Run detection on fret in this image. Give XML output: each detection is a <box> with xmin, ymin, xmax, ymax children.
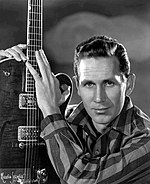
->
<box><xmin>26</xmin><ymin>81</ymin><xmax>35</xmax><ymax>85</ymax></box>
<box><xmin>31</xmin><ymin>4</ymin><xmax>41</xmax><ymax>7</ymax></box>
<box><xmin>27</xmin><ymin>56</ymin><xmax>39</xmax><ymax>62</ymax></box>
<box><xmin>29</xmin><ymin>0</ymin><xmax>42</xmax><ymax>6</ymax></box>
<box><xmin>28</xmin><ymin>27</ymin><xmax>42</xmax><ymax>34</ymax></box>
<box><xmin>27</xmin><ymin>42</ymin><xmax>42</xmax><ymax>50</ymax></box>
<box><xmin>28</xmin><ymin>32</ymin><xmax>41</xmax><ymax>36</ymax></box>
<box><xmin>29</xmin><ymin>13</ymin><xmax>41</xmax><ymax>18</ymax></box>
<box><xmin>30</xmin><ymin>4</ymin><xmax>41</xmax><ymax>8</ymax></box>
<box><xmin>26</xmin><ymin>75</ymin><xmax>35</xmax><ymax>79</ymax></box>
<box><xmin>27</xmin><ymin>50</ymin><xmax>36</xmax><ymax>55</ymax></box>
<box><xmin>27</xmin><ymin>50</ymin><xmax>35</xmax><ymax>56</ymax></box>
<box><xmin>29</xmin><ymin>1</ymin><xmax>42</xmax><ymax>8</ymax></box>
<box><xmin>28</xmin><ymin>38</ymin><xmax>41</xmax><ymax>45</ymax></box>
<box><xmin>26</xmin><ymin>85</ymin><xmax>35</xmax><ymax>89</ymax></box>
<box><xmin>29</xmin><ymin>13</ymin><xmax>41</xmax><ymax>21</ymax></box>
<box><xmin>26</xmin><ymin>83</ymin><xmax>35</xmax><ymax>86</ymax></box>
<box><xmin>26</xmin><ymin>86</ymin><xmax>35</xmax><ymax>89</ymax></box>
<box><xmin>29</xmin><ymin>18</ymin><xmax>41</xmax><ymax>22</ymax></box>
<box><xmin>29</xmin><ymin>9</ymin><xmax>42</xmax><ymax>14</ymax></box>
<box><xmin>28</xmin><ymin>39</ymin><xmax>42</xmax><ymax>44</ymax></box>
<box><xmin>29</xmin><ymin>20</ymin><xmax>41</xmax><ymax>27</ymax></box>
<box><xmin>29</xmin><ymin>25</ymin><xmax>41</xmax><ymax>28</ymax></box>
<box><xmin>27</xmin><ymin>45</ymin><xmax>42</xmax><ymax>50</ymax></box>
<box><xmin>26</xmin><ymin>79</ymin><xmax>35</xmax><ymax>82</ymax></box>
<box><xmin>27</xmin><ymin>46</ymin><xmax>42</xmax><ymax>53</ymax></box>
<box><xmin>27</xmin><ymin>43</ymin><xmax>42</xmax><ymax>48</ymax></box>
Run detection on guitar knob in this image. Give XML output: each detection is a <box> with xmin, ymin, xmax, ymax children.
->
<box><xmin>19</xmin><ymin>142</ymin><xmax>25</xmax><ymax>149</ymax></box>
<box><xmin>37</xmin><ymin>168</ymin><xmax>48</xmax><ymax>183</ymax></box>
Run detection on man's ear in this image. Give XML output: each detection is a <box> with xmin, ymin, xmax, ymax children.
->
<box><xmin>73</xmin><ymin>76</ymin><xmax>80</xmax><ymax>96</ymax></box>
<box><xmin>125</xmin><ymin>73</ymin><xmax>136</xmax><ymax>96</ymax></box>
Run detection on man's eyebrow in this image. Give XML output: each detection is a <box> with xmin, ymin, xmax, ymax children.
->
<box><xmin>103</xmin><ymin>78</ymin><xmax>114</xmax><ymax>82</ymax></box>
<box><xmin>81</xmin><ymin>77</ymin><xmax>114</xmax><ymax>81</ymax></box>
<box><xmin>80</xmin><ymin>79</ymin><xmax>93</xmax><ymax>84</ymax></box>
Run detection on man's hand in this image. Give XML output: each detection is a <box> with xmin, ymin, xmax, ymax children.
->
<box><xmin>0</xmin><ymin>44</ymin><xmax>27</xmax><ymax>62</ymax></box>
<box><xmin>26</xmin><ymin>50</ymin><xmax>63</xmax><ymax>118</ymax></box>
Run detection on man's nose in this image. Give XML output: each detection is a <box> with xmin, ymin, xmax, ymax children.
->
<box><xmin>93</xmin><ymin>85</ymin><xmax>106</xmax><ymax>103</ymax></box>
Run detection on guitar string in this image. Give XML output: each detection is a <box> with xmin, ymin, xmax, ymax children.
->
<box><xmin>35</xmin><ymin>0</ymin><xmax>43</xmax><ymax>179</ymax></box>
<box><xmin>32</xmin><ymin>0</ymin><xmax>41</xmax><ymax>180</ymax></box>
<box><xmin>26</xmin><ymin>0</ymin><xmax>31</xmax><ymax>181</ymax></box>
<box><xmin>25</xmin><ymin>0</ymin><xmax>30</xmax><ymax>180</ymax></box>
<box><xmin>25</xmin><ymin>0</ymin><xmax>43</xmax><ymax>182</ymax></box>
<box><xmin>33</xmin><ymin>0</ymin><xmax>41</xmax><ymax>178</ymax></box>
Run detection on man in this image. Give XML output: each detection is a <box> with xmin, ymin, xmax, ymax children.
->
<box><xmin>0</xmin><ymin>35</ymin><xmax>150</xmax><ymax>183</ymax></box>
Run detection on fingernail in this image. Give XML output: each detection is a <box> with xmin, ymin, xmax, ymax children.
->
<box><xmin>23</xmin><ymin>58</ymin><xmax>27</xmax><ymax>62</ymax></box>
<box><xmin>23</xmin><ymin>56</ymin><xmax>27</xmax><ymax>61</ymax></box>
<box><xmin>17</xmin><ymin>58</ymin><xmax>22</xmax><ymax>62</ymax></box>
<box><xmin>25</xmin><ymin>61</ymin><xmax>31</xmax><ymax>66</ymax></box>
<box><xmin>35</xmin><ymin>50</ymin><xmax>40</xmax><ymax>55</ymax></box>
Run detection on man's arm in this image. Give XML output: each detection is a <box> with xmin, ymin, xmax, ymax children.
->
<box><xmin>41</xmin><ymin>114</ymin><xmax>150</xmax><ymax>184</ymax></box>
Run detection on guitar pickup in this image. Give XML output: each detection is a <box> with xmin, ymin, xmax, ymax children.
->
<box><xmin>19</xmin><ymin>93</ymin><xmax>37</xmax><ymax>109</ymax></box>
<box><xmin>18</xmin><ymin>126</ymin><xmax>39</xmax><ymax>142</ymax></box>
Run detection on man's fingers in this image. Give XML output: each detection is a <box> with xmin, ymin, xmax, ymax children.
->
<box><xmin>40</xmin><ymin>49</ymin><xmax>49</xmax><ymax>65</ymax></box>
<box><xmin>17</xmin><ymin>44</ymin><xmax>27</xmax><ymax>49</ymax></box>
<box><xmin>35</xmin><ymin>50</ymin><xmax>53</xmax><ymax>82</ymax></box>
<box><xmin>0</xmin><ymin>44</ymin><xmax>27</xmax><ymax>62</ymax></box>
<box><xmin>13</xmin><ymin>44</ymin><xmax>27</xmax><ymax>61</ymax></box>
<box><xmin>0</xmin><ymin>49</ymin><xmax>13</xmax><ymax>58</ymax></box>
<box><xmin>5</xmin><ymin>48</ymin><xmax>22</xmax><ymax>61</ymax></box>
<box><xmin>0</xmin><ymin>50</ymin><xmax>13</xmax><ymax>62</ymax></box>
<box><xmin>26</xmin><ymin>61</ymin><xmax>41</xmax><ymax>82</ymax></box>
<box><xmin>10</xmin><ymin>44</ymin><xmax>27</xmax><ymax>61</ymax></box>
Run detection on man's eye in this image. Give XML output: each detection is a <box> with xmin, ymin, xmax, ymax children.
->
<box><xmin>85</xmin><ymin>82</ymin><xmax>94</xmax><ymax>88</ymax></box>
<box><xmin>105</xmin><ymin>81</ymin><xmax>115</xmax><ymax>86</ymax></box>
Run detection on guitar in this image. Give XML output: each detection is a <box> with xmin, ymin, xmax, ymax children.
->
<box><xmin>0</xmin><ymin>0</ymin><xmax>72</xmax><ymax>183</ymax></box>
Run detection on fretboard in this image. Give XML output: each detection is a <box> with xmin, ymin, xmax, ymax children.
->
<box><xmin>26</xmin><ymin>0</ymin><xmax>43</xmax><ymax>93</ymax></box>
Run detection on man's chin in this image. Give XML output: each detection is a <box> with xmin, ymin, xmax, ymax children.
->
<box><xmin>92</xmin><ymin>115</ymin><xmax>112</xmax><ymax>126</ymax></box>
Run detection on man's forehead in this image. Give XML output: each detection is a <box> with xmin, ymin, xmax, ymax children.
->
<box><xmin>78</xmin><ymin>56</ymin><xmax>121</xmax><ymax>78</ymax></box>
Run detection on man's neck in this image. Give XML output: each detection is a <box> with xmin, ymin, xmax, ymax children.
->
<box><xmin>92</xmin><ymin>122</ymin><xmax>108</xmax><ymax>134</ymax></box>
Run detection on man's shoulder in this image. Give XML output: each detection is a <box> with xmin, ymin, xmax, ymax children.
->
<box><xmin>133</xmin><ymin>105</ymin><xmax>150</xmax><ymax>130</ymax></box>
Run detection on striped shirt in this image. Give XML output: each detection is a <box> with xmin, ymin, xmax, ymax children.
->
<box><xmin>41</xmin><ymin>97</ymin><xmax>150</xmax><ymax>184</ymax></box>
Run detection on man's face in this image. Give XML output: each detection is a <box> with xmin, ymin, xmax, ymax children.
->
<box><xmin>76</xmin><ymin>56</ymin><xmax>131</xmax><ymax>131</ymax></box>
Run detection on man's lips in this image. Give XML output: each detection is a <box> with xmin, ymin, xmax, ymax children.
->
<box><xmin>92</xmin><ymin>107</ymin><xmax>109</xmax><ymax>113</ymax></box>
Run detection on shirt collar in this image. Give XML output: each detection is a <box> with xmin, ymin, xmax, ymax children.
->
<box><xmin>67</xmin><ymin>96</ymin><xmax>134</xmax><ymax>136</ymax></box>
<box><xmin>110</xmin><ymin>96</ymin><xmax>133</xmax><ymax>136</ymax></box>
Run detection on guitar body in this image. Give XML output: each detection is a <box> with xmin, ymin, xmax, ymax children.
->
<box><xmin>0</xmin><ymin>59</ymin><xmax>25</xmax><ymax>168</ymax></box>
<box><xmin>0</xmin><ymin>59</ymin><xmax>61</xmax><ymax>184</ymax></box>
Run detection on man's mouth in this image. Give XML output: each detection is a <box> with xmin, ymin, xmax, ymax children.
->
<box><xmin>92</xmin><ymin>107</ymin><xmax>109</xmax><ymax>114</ymax></box>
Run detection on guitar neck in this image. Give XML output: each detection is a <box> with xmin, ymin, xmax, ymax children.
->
<box><xmin>26</xmin><ymin>0</ymin><xmax>43</xmax><ymax>93</ymax></box>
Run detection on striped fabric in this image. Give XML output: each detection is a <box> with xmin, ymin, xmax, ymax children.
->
<box><xmin>41</xmin><ymin>97</ymin><xmax>150</xmax><ymax>184</ymax></box>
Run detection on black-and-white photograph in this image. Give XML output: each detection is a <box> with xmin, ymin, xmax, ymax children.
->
<box><xmin>0</xmin><ymin>0</ymin><xmax>150</xmax><ymax>183</ymax></box>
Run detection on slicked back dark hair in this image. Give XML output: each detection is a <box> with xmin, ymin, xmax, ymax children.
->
<box><xmin>74</xmin><ymin>35</ymin><xmax>130</xmax><ymax>79</ymax></box>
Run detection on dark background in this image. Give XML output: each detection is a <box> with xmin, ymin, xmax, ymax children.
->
<box><xmin>0</xmin><ymin>0</ymin><xmax>150</xmax><ymax>116</ymax></box>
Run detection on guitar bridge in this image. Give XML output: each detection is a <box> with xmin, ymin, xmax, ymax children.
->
<box><xmin>19</xmin><ymin>93</ymin><xmax>37</xmax><ymax>109</ymax></box>
<box><xmin>18</xmin><ymin>126</ymin><xmax>39</xmax><ymax>142</ymax></box>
